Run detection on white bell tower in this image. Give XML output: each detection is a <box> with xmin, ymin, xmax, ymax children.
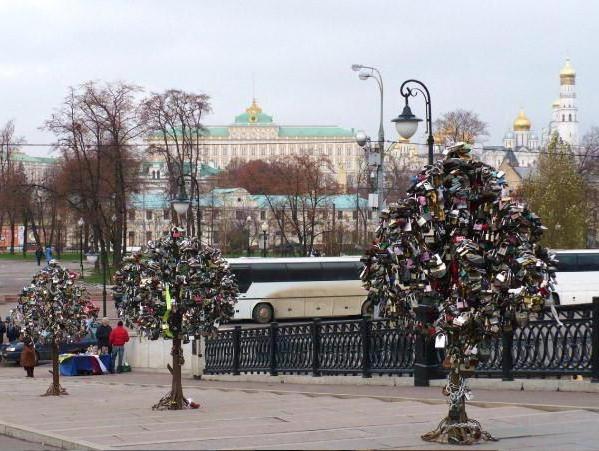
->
<box><xmin>552</xmin><ymin>59</ymin><xmax>579</xmax><ymax>147</ymax></box>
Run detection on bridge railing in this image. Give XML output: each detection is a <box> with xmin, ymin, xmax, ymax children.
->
<box><xmin>204</xmin><ymin>298</ymin><xmax>599</xmax><ymax>385</ymax></box>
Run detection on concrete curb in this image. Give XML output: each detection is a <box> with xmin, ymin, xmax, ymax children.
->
<box><xmin>0</xmin><ymin>421</ymin><xmax>110</xmax><ymax>450</ymax></box>
<box><xmin>199</xmin><ymin>373</ymin><xmax>599</xmax><ymax>393</ymax></box>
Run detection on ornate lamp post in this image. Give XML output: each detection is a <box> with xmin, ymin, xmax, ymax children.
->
<box><xmin>245</xmin><ymin>216</ymin><xmax>252</xmax><ymax>257</ymax></box>
<box><xmin>260</xmin><ymin>222</ymin><xmax>268</xmax><ymax>258</ymax></box>
<box><xmin>171</xmin><ymin>174</ymin><xmax>202</xmax><ymax>240</ymax></box>
<box><xmin>352</xmin><ymin>64</ymin><xmax>385</xmax><ymax>211</ymax></box>
<box><xmin>392</xmin><ymin>79</ymin><xmax>434</xmax><ymax>165</ymax></box>
<box><xmin>77</xmin><ymin>217</ymin><xmax>84</xmax><ymax>279</ymax></box>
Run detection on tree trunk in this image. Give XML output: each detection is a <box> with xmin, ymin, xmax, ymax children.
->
<box><xmin>22</xmin><ymin>217</ymin><xmax>28</xmax><ymax>257</ymax></box>
<box><xmin>43</xmin><ymin>340</ymin><xmax>67</xmax><ymax>396</ymax></box>
<box><xmin>171</xmin><ymin>338</ymin><xmax>184</xmax><ymax>409</ymax></box>
<box><xmin>9</xmin><ymin>219</ymin><xmax>15</xmax><ymax>254</ymax></box>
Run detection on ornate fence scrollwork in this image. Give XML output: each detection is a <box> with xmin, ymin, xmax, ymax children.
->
<box><xmin>204</xmin><ymin>303</ymin><xmax>597</xmax><ymax>381</ymax></box>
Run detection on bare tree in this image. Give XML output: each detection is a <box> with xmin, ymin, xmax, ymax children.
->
<box><xmin>139</xmin><ymin>90</ymin><xmax>211</xmax><ymax>236</ymax></box>
<box><xmin>433</xmin><ymin>109</ymin><xmax>489</xmax><ymax>146</ymax></box>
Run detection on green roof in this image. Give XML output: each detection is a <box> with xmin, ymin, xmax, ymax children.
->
<box><xmin>12</xmin><ymin>153</ymin><xmax>56</xmax><ymax>164</ymax></box>
<box><xmin>204</xmin><ymin>127</ymin><xmax>230</xmax><ymax>137</ymax></box>
<box><xmin>234</xmin><ymin>111</ymin><xmax>273</xmax><ymax>124</ymax></box>
<box><xmin>131</xmin><ymin>193</ymin><xmax>168</xmax><ymax>209</ymax></box>
<box><xmin>278</xmin><ymin>126</ymin><xmax>355</xmax><ymax>137</ymax></box>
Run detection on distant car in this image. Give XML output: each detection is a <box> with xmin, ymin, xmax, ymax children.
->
<box><xmin>1</xmin><ymin>333</ymin><xmax>97</xmax><ymax>365</ymax></box>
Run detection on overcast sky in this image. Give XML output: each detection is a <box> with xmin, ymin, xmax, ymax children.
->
<box><xmin>1</xmin><ymin>0</ymin><xmax>596</xmax><ymax>156</ymax></box>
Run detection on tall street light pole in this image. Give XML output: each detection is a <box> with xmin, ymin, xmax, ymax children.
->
<box><xmin>77</xmin><ymin>217</ymin><xmax>84</xmax><ymax>279</ymax></box>
<box><xmin>392</xmin><ymin>79</ymin><xmax>435</xmax><ymax>165</ymax></box>
<box><xmin>352</xmin><ymin>64</ymin><xmax>385</xmax><ymax>212</ymax></box>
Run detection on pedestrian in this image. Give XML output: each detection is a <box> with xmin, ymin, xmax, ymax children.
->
<box><xmin>0</xmin><ymin>319</ymin><xmax>5</xmax><ymax>345</ymax></box>
<box><xmin>21</xmin><ymin>338</ymin><xmax>37</xmax><ymax>378</ymax></box>
<box><xmin>6</xmin><ymin>319</ymin><xmax>19</xmax><ymax>343</ymax></box>
<box><xmin>35</xmin><ymin>246</ymin><xmax>43</xmax><ymax>266</ymax></box>
<box><xmin>96</xmin><ymin>317</ymin><xmax>112</xmax><ymax>355</ymax></box>
<box><xmin>44</xmin><ymin>245</ymin><xmax>53</xmax><ymax>264</ymax></box>
<box><xmin>109</xmin><ymin>320</ymin><xmax>129</xmax><ymax>373</ymax></box>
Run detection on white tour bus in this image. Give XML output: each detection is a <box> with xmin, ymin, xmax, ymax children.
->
<box><xmin>228</xmin><ymin>256</ymin><xmax>370</xmax><ymax>323</ymax></box>
<box><xmin>227</xmin><ymin>250</ymin><xmax>599</xmax><ymax>323</ymax></box>
<box><xmin>552</xmin><ymin>249</ymin><xmax>599</xmax><ymax>305</ymax></box>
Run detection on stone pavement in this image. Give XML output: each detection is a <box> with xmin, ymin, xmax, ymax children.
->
<box><xmin>0</xmin><ymin>367</ymin><xmax>598</xmax><ymax>450</ymax></box>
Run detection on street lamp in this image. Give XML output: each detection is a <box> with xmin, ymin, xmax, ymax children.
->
<box><xmin>260</xmin><ymin>222</ymin><xmax>268</xmax><ymax>258</ymax></box>
<box><xmin>351</xmin><ymin>63</ymin><xmax>385</xmax><ymax>211</ymax></box>
<box><xmin>392</xmin><ymin>79</ymin><xmax>434</xmax><ymax>165</ymax></box>
<box><xmin>245</xmin><ymin>216</ymin><xmax>252</xmax><ymax>257</ymax></box>
<box><xmin>77</xmin><ymin>217</ymin><xmax>84</xmax><ymax>280</ymax></box>
<box><xmin>170</xmin><ymin>174</ymin><xmax>202</xmax><ymax>241</ymax></box>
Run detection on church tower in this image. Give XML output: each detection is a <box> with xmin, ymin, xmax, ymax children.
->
<box><xmin>551</xmin><ymin>59</ymin><xmax>579</xmax><ymax>147</ymax></box>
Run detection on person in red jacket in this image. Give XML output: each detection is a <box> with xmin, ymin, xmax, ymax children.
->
<box><xmin>109</xmin><ymin>320</ymin><xmax>130</xmax><ymax>373</ymax></box>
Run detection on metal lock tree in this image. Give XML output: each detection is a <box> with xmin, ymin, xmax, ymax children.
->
<box><xmin>361</xmin><ymin>143</ymin><xmax>556</xmax><ymax>445</ymax></box>
<box><xmin>114</xmin><ymin>227</ymin><xmax>238</xmax><ymax>410</ymax></box>
<box><xmin>13</xmin><ymin>261</ymin><xmax>99</xmax><ymax>396</ymax></box>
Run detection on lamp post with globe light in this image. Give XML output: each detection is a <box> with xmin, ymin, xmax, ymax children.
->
<box><xmin>77</xmin><ymin>217</ymin><xmax>84</xmax><ymax>279</ymax></box>
<box><xmin>392</xmin><ymin>79</ymin><xmax>434</xmax><ymax>165</ymax></box>
<box><xmin>170</xmin><ymin>174</ymin><xmax>202</xmax><ymax>240</ymax></box>
<box><xmin>351</xmin><ymin>64</ymin><xmax>385</xmax><ymax>212</ymax></box>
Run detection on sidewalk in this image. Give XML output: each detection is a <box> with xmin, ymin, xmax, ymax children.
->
<box><xmin>0</xmin><ymin>366</ymin><xmax>598</xmax><ymax>450</ymax></box>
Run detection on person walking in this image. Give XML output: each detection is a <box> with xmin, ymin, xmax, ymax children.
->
<box><xmin>21</xmin><ymin>338</ymin><xmax>37</xmax><ymax>377</ymax></box>
<box><xmin>44</xmin><ymin>245</ymin><xmax>53</xmax><ymax>264</ymax></box>
<box><xmin>35</xmin><ymin>246</ymin><xmax>43</xmax><ymax>266</ymax></box>
<box><xmin>109</xmin><ymin>320</ymin><xmax>129</xmax><ymax>373</ymax></box>
<box><xmin>96</xmin><ymin>317</ymin><xmax>112</xmax><ymax>355</ymax></box>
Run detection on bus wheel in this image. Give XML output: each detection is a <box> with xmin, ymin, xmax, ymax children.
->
<box><xmin>253</xmin><ymin>303</ymin><xmax>274</xmax><ymax>324</ymax></box>
<box><xmin>361</xmin><ymin>300</ymin><xmax>374</xmax><ymax>317</ymax></box>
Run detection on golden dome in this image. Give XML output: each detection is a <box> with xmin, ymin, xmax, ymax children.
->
<box><xmin>560</xmin><ymin>58</ymin><xmax>575</xmax><ymax>84</ymax></box>
<box><xmin>513</xmin><ymin>109</ymin><xmax>531</xmax><ymax>131</ymax></box>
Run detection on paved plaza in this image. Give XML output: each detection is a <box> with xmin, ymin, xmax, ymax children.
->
<box><xmin>0</xmin><ymin>366</ymin><xmax>598</xmax><ymax>450</ymax></box>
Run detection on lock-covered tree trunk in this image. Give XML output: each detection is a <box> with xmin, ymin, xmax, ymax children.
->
<box><xmin>152</xmin><ymin>337</ymin><xmax>187</xmax><ymax>410</ymax></box>
<box><xmin>43</xmin><ymin>340</ymin><xmax>67</xmax><ymax>396</ymax></box>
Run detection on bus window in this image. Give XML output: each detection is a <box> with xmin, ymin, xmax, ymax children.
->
<box><xmin>251</xmin><ymin>264</ymin><xmax>290</xmax><ymax>283</ymax></box>
<box><xmin>320</xmin><ymin>262</ymin><xmax>361</xmax><ymax>281</ymax></box>
<box><xmin>576</xmin><ymin>254</ymin><xmax>599</xmax><ymax>271</ymax></box>
<box><xmin>286</xmin><ymin>263</ymin><xmax>323</xmax><ymax>282</ymax></box>
<box><xmin>555</xmin><ymin>253</ymin><xmax>576</xmax><ymax>272</ymax></box>
<box><xmin>231</xmin><ymin>265</ymin><xmax>251</xmax><ymax>293</ymax></box>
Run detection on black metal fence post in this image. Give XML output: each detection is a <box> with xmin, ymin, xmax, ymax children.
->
<box><xmin>413</xmin><ymin>305</ymin><xmax>437</xmax><ymax>386</ymax></box>
<box><xmin>270</xmin><ymin>322</ymin><xmax>278</xmax><ymax>376</ymax></box>
<box><xmin>361</xmin><ymin>317</ymin><xmax>372</xmax><ymax>378</ymax></box>
<box><xmin>502</xmin><ymin>326</ymin><xmax>514</xmax><ymax>381</ymax></box>
<box><xmin>312</xmin><ymin>318</ymin><xmax>321</xmax><ymax>377</ymax></box>
<box><xmin>592</xmin><ymin>297</ymin><xmax>599</xmax><ymax>383</ymax></box>
<box><xmin>232</xmin><ymin>325</ymin><xmax>241</xmax><ymax>376</ymax></box>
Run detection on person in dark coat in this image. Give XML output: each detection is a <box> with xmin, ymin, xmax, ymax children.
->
<box><xmin>35</xmin><ymin>246</ymin><xmax>43</xmax><ymax>266</ymax></box>
<box><xmin>21</xmin><ymin>338</ymin><xmax>37</xmax><ymax>377</ymax></box>
<box><xmin>95</xmin><ymin>317</ymin><xmax>112</xmax><ymax>354</ymax></box>
<box><xmin>6</xmin><ymin>320</ymin><xmax>19</xmax><ymax>343</ymax></box>
<box><xmin>0</xmin><ymin>319</ymin><xmax>5</xmax><ymax>344</ymax></box>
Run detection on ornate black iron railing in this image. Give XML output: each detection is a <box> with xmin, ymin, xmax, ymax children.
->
<box><xmin>204</xmin><ymin>298</ymin><xmax>599</xmax><ymax>384</ymax></box>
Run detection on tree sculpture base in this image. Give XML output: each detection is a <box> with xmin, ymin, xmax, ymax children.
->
<box><xmin>152</xmin><ymin>390</ymin><xmax>191</xmax><ymax>411</ymax></box>
<box><xmin>42</xmin><ymin>384</ymin><xmax>68</xmax><ymax>397</ymax></box>
<box><xmin>422</xmin><ymin>369</ymin><xmax>497</xmax><ymax>446</ymax></box>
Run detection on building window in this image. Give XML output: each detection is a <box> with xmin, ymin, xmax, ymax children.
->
<box><xmin>128</xmin><ymin>210</ymin><xmax>135</xmax><ymax>221</ymax></box>
<box><xmin>146</xmin><ymin>231</ymin><xmax>153</xmax><ymax>242</ymax></box>
<box><xmin>353</xmin><ymin>211</ymin><xmax>358</xmax><ymax>220</ymax></box>
<box><xmin>236</xmin><ymin>210</ymin><xmax>245</xmax><ymax>220</ymax></box>
<box><xmin>562</xmin><ymin>114</ymin><xmax>565</xmax><ymax>122</ymax></box>
<box><xmin>156</xmin><ymin>170</ymin><xmax>160</xmax><ymax>179</ymax></box>
<box><xmin>569</xmin><ymin>113</ymin><xmax>572</xmax><ymax>122</ymax></box>
<box><xmin>367</xmin><ymin>211</ymin><xmax>373</xmax><ymax>220</ymax></box>
<box><xmin>260</xmin><ymin>210</ymin><xmax>266</xmax><ymax>220</ymax></box>
<box><xmin>151</xmin><ymin>170</ymin><xmax>155</xmax><ymax>179</ymax></box>
<box><xmin>128</xmin><ymin>231</ymin><xmax>135</xmax><ymax>247</ymax></box>
<box><xmin>337</xmin><ymin>210</ymin><xmax>343</xmax><ymax>220</ymax></box>
<box><xmin>163</xmin><ymin>209</ymin><xmax>170</xmax><ymax>220</ymax></box>
<box><xmin>146</xmin><ymin>210</ymin><xmax>153</xmax><ymax>220</ymax></box>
